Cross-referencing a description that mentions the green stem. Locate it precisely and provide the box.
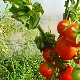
[63,0,69,19]
[75,0,80,10]
[70,0,75,4]
[37,25,48,40]
[35,17,48,41]
[0,64,9,72]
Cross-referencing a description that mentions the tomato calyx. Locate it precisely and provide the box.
[42,47,57,62]
[65,23,80,44]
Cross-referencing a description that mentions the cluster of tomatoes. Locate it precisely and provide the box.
[39,20,80,80]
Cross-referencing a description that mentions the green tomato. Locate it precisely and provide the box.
[72,64,80,80]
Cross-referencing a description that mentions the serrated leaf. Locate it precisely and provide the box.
[14,0,22,5]
[33,2,44,14]
[21,0,32,4]
[10,5,18,14]
[76,34,80,44]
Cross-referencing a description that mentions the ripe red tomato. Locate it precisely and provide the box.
[65,39,80,47]
[60,66,73,80]
[42,47,55,62]
[66,66,73,74]
[57,20,70,36]
[39,62,54,77]
[45,77,51,80]
[56,37,77,60]
[60,72,72,80]
[65,23,78,42]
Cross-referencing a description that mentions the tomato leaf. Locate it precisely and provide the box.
[76,34,80,44]
[34,32,56,52]
[33,2,44,14]
[9,0,44,29]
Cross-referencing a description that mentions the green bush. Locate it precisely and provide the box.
[0,5,44,80]
[0,52,44,80]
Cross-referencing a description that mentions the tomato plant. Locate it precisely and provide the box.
[2,0,80,80]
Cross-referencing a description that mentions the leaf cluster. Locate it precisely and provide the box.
[5,0,44,29]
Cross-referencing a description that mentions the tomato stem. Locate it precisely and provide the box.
[34,17,48,40]
[75,0,80,10]
[37,25,48,40]
[63,0,69,19]
[33,14,49,41]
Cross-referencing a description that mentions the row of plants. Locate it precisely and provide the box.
[0,3,44,80]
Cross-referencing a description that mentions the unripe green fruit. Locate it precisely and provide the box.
[72,64,80,80]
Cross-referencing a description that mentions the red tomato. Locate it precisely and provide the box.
[57,20,70,36]
[65,39,80,47]
[60,72,72,80]
[65,23,78,42]
[56,37,77,60]
[42,47,56,62]
[39,62,54,77]
[60,66,73,80]
[45,77,51,80]
[66,66,73,74]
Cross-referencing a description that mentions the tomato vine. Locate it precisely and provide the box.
[2,0,80,80]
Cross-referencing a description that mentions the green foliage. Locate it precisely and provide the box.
[0,4,44,80]
[1,0,80,80]
[0,52,44,80]
[64,0,80,22]
[4,0,44,29]
[34,30,56,52]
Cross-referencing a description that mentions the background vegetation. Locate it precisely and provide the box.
[0,5,45,80]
